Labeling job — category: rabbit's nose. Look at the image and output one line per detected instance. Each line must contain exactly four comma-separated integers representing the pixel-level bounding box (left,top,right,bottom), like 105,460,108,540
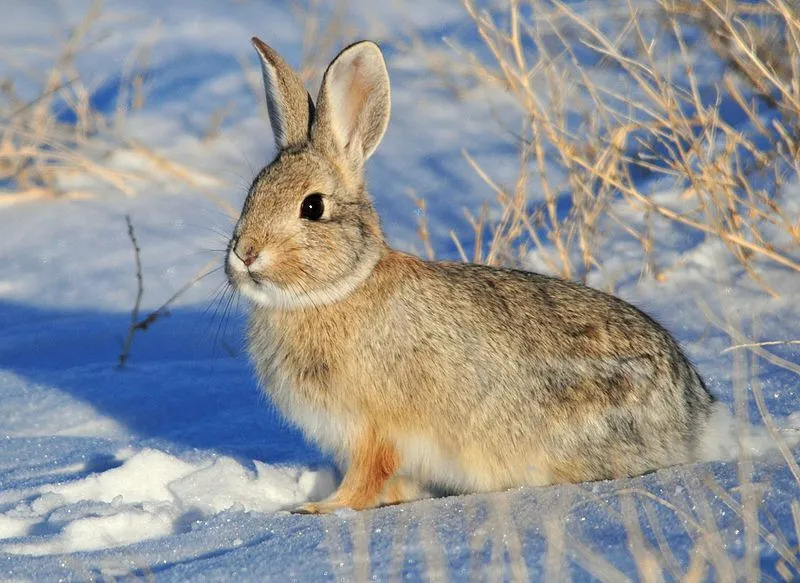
234,237,260,267
243,251,258,267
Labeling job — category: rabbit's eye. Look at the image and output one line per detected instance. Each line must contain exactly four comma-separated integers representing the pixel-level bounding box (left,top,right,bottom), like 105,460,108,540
300,193,325,221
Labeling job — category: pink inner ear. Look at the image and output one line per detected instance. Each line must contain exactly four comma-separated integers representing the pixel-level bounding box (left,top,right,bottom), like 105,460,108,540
341,57,371,150
321,43,389,161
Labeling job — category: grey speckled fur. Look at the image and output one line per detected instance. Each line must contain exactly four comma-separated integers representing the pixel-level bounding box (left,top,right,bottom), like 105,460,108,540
225,39,715,513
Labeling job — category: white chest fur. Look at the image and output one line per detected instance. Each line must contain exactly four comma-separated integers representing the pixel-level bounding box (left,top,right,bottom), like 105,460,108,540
262,365,357,462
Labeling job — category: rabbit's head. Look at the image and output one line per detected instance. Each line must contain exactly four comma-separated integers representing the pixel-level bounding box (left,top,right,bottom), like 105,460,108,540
226,39,390,309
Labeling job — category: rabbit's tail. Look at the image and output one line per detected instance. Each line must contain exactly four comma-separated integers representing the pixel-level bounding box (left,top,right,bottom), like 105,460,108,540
697,401,800,462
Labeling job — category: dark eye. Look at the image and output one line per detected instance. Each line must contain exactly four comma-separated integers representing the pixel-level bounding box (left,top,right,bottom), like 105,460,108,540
300,193,325,221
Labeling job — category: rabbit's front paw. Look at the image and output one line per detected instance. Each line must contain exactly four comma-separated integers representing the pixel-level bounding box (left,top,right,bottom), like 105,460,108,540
292,499,350,515
293,428,400,514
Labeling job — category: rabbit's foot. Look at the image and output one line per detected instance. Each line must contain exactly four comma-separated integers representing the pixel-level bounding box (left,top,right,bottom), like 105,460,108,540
292,499,349,515
293,475,426,514
379,475,426,506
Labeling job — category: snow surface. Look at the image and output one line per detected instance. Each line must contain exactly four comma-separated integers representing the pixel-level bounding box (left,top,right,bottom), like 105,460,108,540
1,0,798,580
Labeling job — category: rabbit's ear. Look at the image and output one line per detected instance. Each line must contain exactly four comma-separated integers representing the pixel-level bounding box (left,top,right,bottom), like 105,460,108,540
252,37,315,151
313,41,390,168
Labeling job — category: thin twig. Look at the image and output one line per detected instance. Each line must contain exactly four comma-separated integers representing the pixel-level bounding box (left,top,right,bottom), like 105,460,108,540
117,215,219,369
720,340,800,354
118,215,143,368
131,259,218,332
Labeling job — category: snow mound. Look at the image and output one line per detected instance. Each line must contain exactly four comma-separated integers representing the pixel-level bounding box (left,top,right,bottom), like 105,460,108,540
699,403,800,461
0,448,335,555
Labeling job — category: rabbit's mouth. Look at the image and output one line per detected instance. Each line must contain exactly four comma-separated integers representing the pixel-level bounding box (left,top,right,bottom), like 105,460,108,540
225,244,382,311
225,247,292,307
225,246,263,288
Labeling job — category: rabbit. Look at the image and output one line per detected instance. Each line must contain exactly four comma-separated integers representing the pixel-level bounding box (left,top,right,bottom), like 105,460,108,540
224,37,716,514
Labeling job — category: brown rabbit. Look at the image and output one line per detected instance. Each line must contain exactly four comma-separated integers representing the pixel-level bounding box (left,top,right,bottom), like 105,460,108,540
225,38,715,513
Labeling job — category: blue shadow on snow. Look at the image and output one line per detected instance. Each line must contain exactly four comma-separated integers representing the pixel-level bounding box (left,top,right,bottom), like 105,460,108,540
0,299,329,468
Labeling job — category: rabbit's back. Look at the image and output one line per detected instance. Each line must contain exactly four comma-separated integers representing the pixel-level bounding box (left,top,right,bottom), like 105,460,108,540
250,251,714,492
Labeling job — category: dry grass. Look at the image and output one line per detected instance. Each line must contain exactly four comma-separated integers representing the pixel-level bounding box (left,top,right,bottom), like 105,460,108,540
0,0,232,211
413,0,800,298
0,0,131,203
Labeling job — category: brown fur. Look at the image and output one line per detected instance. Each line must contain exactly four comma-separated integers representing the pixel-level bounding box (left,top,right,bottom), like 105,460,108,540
226,39,715,513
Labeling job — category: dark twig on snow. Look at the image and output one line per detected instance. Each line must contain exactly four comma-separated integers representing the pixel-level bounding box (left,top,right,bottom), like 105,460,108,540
118,215,219,368
118,215,144,368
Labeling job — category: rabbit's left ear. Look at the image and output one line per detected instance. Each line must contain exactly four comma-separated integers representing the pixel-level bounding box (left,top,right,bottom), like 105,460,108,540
313,41,390,168
252,37,315,151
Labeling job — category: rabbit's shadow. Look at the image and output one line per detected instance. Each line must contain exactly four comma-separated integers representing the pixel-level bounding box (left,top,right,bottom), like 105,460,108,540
0,300,328,469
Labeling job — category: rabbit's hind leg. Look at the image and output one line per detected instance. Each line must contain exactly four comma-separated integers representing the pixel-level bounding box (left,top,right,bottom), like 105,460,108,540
379,475,427,506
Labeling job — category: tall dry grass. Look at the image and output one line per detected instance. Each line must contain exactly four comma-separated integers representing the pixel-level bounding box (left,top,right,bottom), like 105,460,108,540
0,1,131,204
0,0,233,211
413,0,800,299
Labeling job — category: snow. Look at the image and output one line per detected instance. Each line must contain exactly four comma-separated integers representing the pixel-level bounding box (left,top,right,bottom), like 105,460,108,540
1,449,335,557
1,0,798,580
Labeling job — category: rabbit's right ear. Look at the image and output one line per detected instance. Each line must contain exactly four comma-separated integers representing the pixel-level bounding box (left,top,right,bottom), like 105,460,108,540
312,41,390,169
252,37,315,151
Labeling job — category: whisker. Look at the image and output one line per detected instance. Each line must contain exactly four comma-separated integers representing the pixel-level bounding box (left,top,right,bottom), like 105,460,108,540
213,292,228,352
221,282,243,339
204,281,233,331
184,222,234,240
